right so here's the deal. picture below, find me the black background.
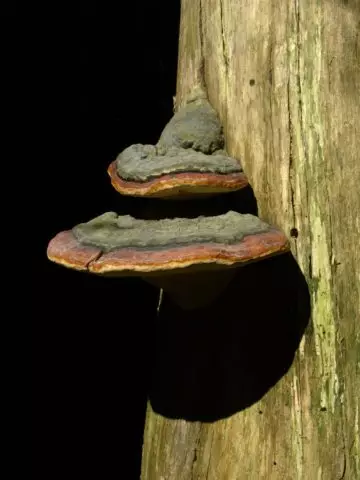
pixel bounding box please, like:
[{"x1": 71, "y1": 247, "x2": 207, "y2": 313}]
[{"x1": 31, "y1": 4, "x2": 180, "y2": 479}]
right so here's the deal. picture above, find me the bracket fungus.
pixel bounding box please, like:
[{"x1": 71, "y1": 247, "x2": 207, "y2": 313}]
[
  {"x1": 107, "y1": 96, "x2": 248, "y2": 199},
  {"x1": 108, "y1": 145, "x2": 248, "y2": 198},
  {"x1": 48, "y1": 88, "x2": 291, "y2": 309},
  {"x1": 47, "y1": 211, "x2": 290, "y2": 309}
]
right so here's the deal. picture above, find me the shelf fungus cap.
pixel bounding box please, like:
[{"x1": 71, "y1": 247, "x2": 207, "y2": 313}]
[
  {"x1": 108, "y1": 144, "x2": 248, "y2": 198},
  {"x1": 47, "y1": 211, "x2": 290, "y2": 309},
  {"x1": 108, "y1": 95, "x2": 248, "y2": 199}
]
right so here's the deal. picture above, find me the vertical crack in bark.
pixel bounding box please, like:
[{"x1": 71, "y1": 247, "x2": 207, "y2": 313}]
[
  {"x1": 219, "y1": 0, "x2": 229, "y2": 76},
  {"x1": 190, "y1": 429, "x2": 201, "y2": 479},
  {"x1": 292, "y1": 368, "x2": 305, "y2": 478},
  {"x1": 268, "y1": 24, "x2": 275, "y2": 195},
  {"x1": 308, "y1": 254, "x2": 313, "y2": 280},
  {"x1": 295, "y1": 1, "x2": 303, "y2": 145},
  {"x1": 198, "y1": 0, "x2": 208, "y2": 93},
  {"x1": 294, "y1": 0, "x2": 310, "y2": 236},
  {"x1": 337, "y1": 340, "x2": 349, "y2": 479},
  {"x1": 287, "y1": 76, "x2": 297, "y2": 258},
  {"x1": 338, "y1": 448, "x2": 347, "y2": 480},
  {"x1": 205, "y1": 430, "x2": 214, "y2": 480},
  {"x1": 288, "y1": 0, "x2": 304, "y2": 260}
]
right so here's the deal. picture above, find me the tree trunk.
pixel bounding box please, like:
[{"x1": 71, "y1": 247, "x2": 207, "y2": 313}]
[{"x1": 141, "y1": 1, "x2": 360, "y2": 478}]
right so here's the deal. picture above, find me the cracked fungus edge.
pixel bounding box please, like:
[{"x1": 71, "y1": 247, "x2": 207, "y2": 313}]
[{"x1": 47, "y1": 229, "x2": 290, "y2": 275}]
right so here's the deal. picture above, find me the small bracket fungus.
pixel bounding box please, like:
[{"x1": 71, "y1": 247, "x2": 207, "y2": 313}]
[
  {"x1": 47, "y1": 211, "x2": 290, "y2": 309},
  {"x1": 107, "y1": 95, "x2": 248, "y2": 199},
  {"x1": 108, "y1": 145, "x2": 248, "y2": 198}
]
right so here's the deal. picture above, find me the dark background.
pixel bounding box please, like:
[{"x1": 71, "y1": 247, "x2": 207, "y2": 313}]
[{"x1": 32, "y1": 4, "x2": 180, "y2": 479}]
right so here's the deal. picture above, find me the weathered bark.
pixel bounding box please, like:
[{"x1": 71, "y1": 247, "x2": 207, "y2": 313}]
[{"x1": 141, "y1": 1, "x2": 360, "y2": 478}]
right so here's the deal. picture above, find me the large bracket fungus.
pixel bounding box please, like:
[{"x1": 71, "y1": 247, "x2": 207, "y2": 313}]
[
  {"x1": 47, "y1": 211, "x2": 290, "y2": 309},
  {"x1": 107, "y1": 95, "x2": 248, "y2": 199}
]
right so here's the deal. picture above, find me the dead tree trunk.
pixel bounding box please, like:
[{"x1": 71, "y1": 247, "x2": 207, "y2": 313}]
[{"x1": 141, "y1": 1, "x2": 360, "y2": 478}]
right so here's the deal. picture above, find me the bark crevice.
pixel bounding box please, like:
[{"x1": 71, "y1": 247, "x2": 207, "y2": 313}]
[
  {"x1": 198, "y1": 0, "x2": 207, "y2": 93},
  {"x1": 219, "y1": 0, "x2": 229, "y2": 75}
]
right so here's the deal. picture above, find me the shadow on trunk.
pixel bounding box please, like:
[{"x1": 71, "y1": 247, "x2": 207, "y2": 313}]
[{"x1": 149, "y1": 252, "x2": 310, "y2": 422}]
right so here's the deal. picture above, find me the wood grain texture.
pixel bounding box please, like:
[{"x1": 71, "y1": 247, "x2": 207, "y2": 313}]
[{"x1": 141, "y1": 0, "x2": 360, "y2": 478}]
